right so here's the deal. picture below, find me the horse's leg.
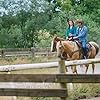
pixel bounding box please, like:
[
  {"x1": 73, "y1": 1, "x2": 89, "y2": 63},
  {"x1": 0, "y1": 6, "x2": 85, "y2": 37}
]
[
  {"x1": 71, "y1": 66, "x2": 73, "y2": 73},
  {"x1": 85, "y1": 64, "x2": 89, "y2": 74},
  {"x1": 92, "y1": 63, "x2": 95, "y2": 74},
  {"x1": 74, "y1": 65, "x2": 78, "y2": 74},
  {"x1": 66, "y1": 66, "x2": 68, "y2": 72},
  {"x1": 71, "y1": 65, "x2": 77, "y2": 74},
  {"x1": 75, "y1": 67, "x2": 78, "y2": 74},
  {"x1": 80, "y1": 65, "x2": 85, "y2": 74}
]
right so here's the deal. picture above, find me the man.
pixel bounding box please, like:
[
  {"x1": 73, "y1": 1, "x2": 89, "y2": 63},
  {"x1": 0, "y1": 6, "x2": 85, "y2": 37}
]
[{"x1": 73, "y1": 19, "x2": 88, "y2": 59}]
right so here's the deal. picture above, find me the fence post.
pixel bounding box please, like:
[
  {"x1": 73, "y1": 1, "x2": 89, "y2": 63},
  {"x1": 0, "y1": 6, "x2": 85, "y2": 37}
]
[
  {"x1": 31, "y1": 47, "x2": 35, "y2": 57},
  {"x1": 58, "y1": 59, "x2": 68, "y2": 100},
  {"x1": 1, "y1": 50, "x2": 5, "y2": 58}
]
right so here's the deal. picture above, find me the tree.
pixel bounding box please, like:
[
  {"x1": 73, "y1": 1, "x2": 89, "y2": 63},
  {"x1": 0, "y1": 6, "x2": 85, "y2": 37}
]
[
  {"x1": 73, "y1": 0, "x2": 100, "y2": 24},
  {"x1": 0, "y1": 0, "x2": 100, "y2": 48},
  {"x1": 54, "y1": 0, "x2": 72, "y2": 11}
]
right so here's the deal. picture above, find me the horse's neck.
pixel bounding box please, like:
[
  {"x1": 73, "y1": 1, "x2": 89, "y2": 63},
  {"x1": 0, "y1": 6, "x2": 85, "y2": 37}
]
[
  {"x1": 57, "y1": 37, "x2": 65, "y2": 41},
  {"x1": 62, "y1": 41, "x2": 76, "y2": 55}
]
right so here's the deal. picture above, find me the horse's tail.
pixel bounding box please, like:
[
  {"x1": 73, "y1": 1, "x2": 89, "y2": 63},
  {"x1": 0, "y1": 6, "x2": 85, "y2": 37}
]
[{"x1": 89, "y1": 41, "x2": 99, "y2": 55}]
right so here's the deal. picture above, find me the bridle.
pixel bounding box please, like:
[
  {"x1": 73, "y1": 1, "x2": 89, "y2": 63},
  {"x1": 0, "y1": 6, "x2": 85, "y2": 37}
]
[{"x1": 57, "y1": 41, "x2": 68, "y2": 60}]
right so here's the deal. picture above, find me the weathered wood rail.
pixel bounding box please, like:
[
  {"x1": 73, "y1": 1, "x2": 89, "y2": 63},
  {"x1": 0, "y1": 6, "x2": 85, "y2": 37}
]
[
  {"x1": 0, "y1": 74, "x2": 99, "y2": 98},
  {"x1": 0, "y1": 59, "x2": 99, "y2": 100},
  {"x1": 0, "y1": 74, "x2": 99, "y2": 83},
  {"x1": 0, "y1": 47, "x2": 55, "y2": 57},
  {"x1": 0, "y1": 58, "x2": 100, "y2": 72}
]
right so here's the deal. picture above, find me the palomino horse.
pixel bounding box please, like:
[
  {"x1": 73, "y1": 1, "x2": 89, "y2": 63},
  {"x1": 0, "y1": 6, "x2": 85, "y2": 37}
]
[{"x1": 51, "y1": 36, "x2": 99, "y2": 74}]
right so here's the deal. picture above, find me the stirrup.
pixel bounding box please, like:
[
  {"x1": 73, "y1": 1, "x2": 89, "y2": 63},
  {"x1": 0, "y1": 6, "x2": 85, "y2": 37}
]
[
  {"x1": 82, "y1": 55, "x2": 87, "y2": 59},
  {"x1": 84, "y1": 56, "x2": 87, "y2": 59}
]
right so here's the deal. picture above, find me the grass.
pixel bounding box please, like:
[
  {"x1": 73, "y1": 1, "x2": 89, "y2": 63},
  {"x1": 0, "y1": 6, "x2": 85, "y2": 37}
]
[
  {"x1": 0, "y1": 56, "x2": 59, "y2": 74},
  {"x1": 0, "y1": 56, "x2": 100, "y2": 100},
  {"x1": 68, "y1": 84, "x2": 100, "y2": 100}
]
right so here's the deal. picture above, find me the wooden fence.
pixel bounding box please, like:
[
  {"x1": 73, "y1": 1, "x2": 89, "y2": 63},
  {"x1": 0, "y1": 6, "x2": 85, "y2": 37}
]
[
  {"x1": 0, "y1": 59, "x2": 100, "y2": 100},
  {"x1": 0, "y1": 47, "x2": 55, "y2": 57},
  {"x1": 0, "y1": 74, "x2": 99, "y2": 98},
  {"x1": 0, "y1": 58, "x2": 100, "y2": 72}
]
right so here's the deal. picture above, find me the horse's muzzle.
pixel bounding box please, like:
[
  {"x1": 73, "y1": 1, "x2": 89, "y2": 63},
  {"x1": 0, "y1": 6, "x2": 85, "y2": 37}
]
[
  {"x1": 51, "y1": 49, "x2": 55, "y2": 52},
  {"x1": 57, "y1": 54, "x2": 66, "y2": 60}
]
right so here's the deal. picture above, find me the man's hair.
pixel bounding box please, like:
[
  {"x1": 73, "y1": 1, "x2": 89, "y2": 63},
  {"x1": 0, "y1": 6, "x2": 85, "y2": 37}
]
[{"x1": 76, "y1": 19, "x2": 84, "y2": 24}]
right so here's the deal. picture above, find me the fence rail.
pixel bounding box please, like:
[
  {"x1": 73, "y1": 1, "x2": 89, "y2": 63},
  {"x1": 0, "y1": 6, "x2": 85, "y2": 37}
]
[
  {"x1": 0, "y1": 58, "x2": 100, "y2": 72},
  {"x1": 0, "y1": 88, "x2": 67, "y2": 97},
  {"x1": 0, "y1": 47, "x2": 54, "y2": 57},
  {"x1": 0, "y1": 74, "x2": 99, "y2": 98},
  {"x1": 0, "y1": 74, "x2": 99, "y2": 83}
]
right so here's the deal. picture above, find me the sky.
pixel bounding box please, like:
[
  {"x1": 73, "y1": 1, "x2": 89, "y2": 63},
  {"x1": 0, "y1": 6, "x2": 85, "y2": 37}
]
[{"x1": 0, "y1": 0, "x2": 31, "y2": 15}]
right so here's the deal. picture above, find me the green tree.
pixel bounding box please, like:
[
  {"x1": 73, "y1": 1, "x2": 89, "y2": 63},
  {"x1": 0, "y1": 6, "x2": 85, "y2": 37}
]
[
  {"x1": 55, "y1": 0, "x2": 72, "y2": 11},
  {"x1": 0, "y1": 0, "x2": 100, "y2": 48}
]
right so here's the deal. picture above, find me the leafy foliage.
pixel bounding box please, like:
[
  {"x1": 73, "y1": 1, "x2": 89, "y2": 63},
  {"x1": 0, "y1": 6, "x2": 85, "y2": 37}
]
[{"x1": 0, "y1": 0, "x2": 100, "y2": 48}]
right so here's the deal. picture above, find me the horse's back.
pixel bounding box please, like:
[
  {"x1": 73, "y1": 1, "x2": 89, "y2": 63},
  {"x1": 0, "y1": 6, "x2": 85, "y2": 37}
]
[
  {"x1": 62, "y1": 40, "x2": 79, "y2": 51},
  {"x1": 89, "y1": 41, "x2": 99, "y2": 48},
  {"x1": 89, "y1": 41, "x2": 99, "y2": 55}
]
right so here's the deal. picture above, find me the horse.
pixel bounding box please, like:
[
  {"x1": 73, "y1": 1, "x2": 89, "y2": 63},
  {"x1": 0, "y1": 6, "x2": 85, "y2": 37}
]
[{"x1": 51, "y1": 36, "x2": 99, "y2": 74}]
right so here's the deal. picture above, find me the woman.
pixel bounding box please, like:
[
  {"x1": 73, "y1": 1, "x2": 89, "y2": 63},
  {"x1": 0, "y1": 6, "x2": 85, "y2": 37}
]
[{"x1": 65, "y1": 20, "x2": 76, "y2": 39}]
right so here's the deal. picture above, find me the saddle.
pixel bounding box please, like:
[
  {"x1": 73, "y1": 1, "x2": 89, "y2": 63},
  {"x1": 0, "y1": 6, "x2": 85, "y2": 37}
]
[
  {"x1": 75, "y1": 40, "x2": 92, "y2": 51},
  {"x1": 75, "y1": 41, "x2": 92, "y2": 59},
  {"x1": 67, "y1": 37, "x2": 92, "y2": 51},
  {"x1": 87, "y1": 43, "x2": 92, "y2": 50},
  {"x1": 74, "y1": 40, "x2": 92, "y2": 59}
]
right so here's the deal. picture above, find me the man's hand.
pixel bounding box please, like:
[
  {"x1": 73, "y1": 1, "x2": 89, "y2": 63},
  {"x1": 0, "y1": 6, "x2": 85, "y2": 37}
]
[
  {"x1": 69, "y1": 33, "x2": 72, "y2": 37},
  {"x1": 73, "y1": 37, "x2": 78, "y2": 40}
]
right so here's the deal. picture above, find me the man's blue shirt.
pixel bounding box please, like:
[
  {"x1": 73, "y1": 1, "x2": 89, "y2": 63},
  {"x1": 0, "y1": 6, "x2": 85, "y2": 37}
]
[{"x1": 76, "y1": 26, "x2": 88, "y2": 43}]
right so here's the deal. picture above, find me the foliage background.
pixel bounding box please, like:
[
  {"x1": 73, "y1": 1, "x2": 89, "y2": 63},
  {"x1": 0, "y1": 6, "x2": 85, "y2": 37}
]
[{"x1": 0, "y1": 0, "x2": 100, "y2": 48}]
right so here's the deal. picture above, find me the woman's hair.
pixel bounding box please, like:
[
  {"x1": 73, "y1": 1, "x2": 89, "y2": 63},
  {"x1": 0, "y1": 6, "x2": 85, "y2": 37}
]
[{"x1": 67, "y1": 20, "x2": 74, "y2": 28}]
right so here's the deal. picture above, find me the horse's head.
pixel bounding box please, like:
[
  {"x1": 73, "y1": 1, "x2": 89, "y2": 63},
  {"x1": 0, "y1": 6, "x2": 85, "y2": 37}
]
[
  {"x1": 50, "y1": 36, "x2": 58, "y2": 52},
  {"x1": 51, "y1": 36, "x2": 65, "y2": 52},
  {"x1": 56, "y1": 41, "x2": 68, "y2": 60}
]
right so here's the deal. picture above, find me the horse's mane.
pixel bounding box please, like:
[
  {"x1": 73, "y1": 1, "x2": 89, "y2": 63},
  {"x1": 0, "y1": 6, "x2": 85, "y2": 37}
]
[{"x1": 54, "y1": 36, "x2": 65, "y2": 42}]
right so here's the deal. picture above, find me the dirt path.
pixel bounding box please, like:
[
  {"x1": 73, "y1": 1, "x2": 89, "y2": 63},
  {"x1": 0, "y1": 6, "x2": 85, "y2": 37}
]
[
  {"x1": 80, "y1": 97, "x2": 100, "y2": 100},
  {"x1": 0, "y1": 96, "x2": 16, "y2": 100}
]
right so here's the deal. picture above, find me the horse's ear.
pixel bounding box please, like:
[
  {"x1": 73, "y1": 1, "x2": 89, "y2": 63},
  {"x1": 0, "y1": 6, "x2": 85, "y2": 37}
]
[
  {"x1": 59, "y1": 40, "x2": 61, "y2": 43},
  {"x1": 54, "y1": 35, "x2": 57, "y2": 39}
]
